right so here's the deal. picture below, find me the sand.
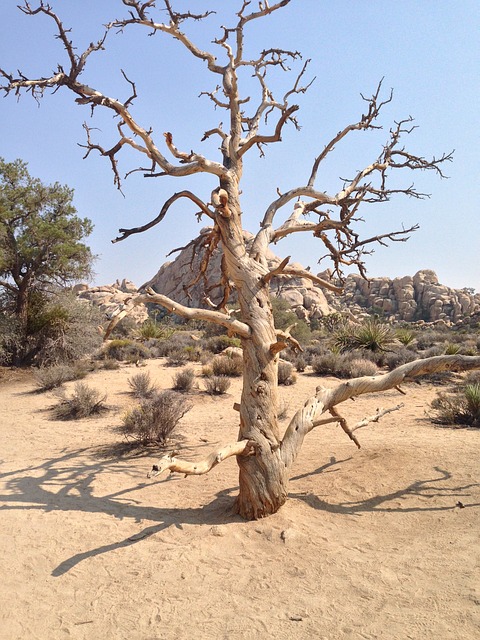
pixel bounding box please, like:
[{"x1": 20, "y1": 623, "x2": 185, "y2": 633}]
[{"x1": 1, "y1": 360, "x2": 479, "y2": 640}]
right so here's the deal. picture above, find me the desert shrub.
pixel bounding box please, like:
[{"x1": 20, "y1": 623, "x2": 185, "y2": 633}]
[
  {"x1": 349, "y1": 318, "x2": 398, "y2": 353},
  {"x1": 444, "y1": 342, "x2": 461, "y2": 355},
  {"x1": 1, "y1": 292, "x2": 103, "y2": 367},
  {"x1": 204, "y1": 375, "x2": 231, "y2": 395},
  {"x1": 166, "y1": 347, "x2": 190, "y2": 367},
  {"x1": 108, "y1": 316, "x2": 137, "y2": 338},
  {"x1": 172, "y1": 367, "x2": 196, "y2": 392},
  {"x1": 202, "y1": 335, "x2": 242, "y2": 354},
  {"x1": 430, "y1": 383, "x2": 480, "y2": 427},
  {"x1": 136, "y1": 319, "x2": 176, "y2": 341},
  {"x1": 312, "y1": 352, "x2": 341, "y2": 376},
  {"x1": 52, "y1": 382, "x2": 107, "y2": 419},
  {"x1": 465, "y1": 371, "x2": 480, "y2": 386},
  {"x1": 348, "y1": 358, "x2": 379, "y2": 378},
  {"x1": 103, "y1": 339, "x2": 151, "y2": 362},
  {"x1": 278, "y1": 361, "x2": 297, "y2": 385},
  {"x1": 384, "y1": 347, "x2": 418, "y2": 371},
  {"x1": 395, "y1": 327, "x2": 417, "y2": 346},
  {"x1": 294, "y1": 354, "x2": 308, "y2": 372},
  {"x1": 34, "y1": 363, "x2": 86, "y2": 391},
  {"x1": 122, "y1": 390, "x2": 191, "y2": 445},
  {"x1": 102, "y1": 358, "x2": 120, "y2": 370},
  {"x1": 128, "y1": 371, "x2": 158, "y2": 398},
  {"x1": 416, "y1": 330, "x2": 447, "y2": 350},
  {"x1": 182, "y1": 345, "x2": 205, "y2": 362},
  {"x1": 210, "y1": 354, "x2": 243, "y2": 377}
]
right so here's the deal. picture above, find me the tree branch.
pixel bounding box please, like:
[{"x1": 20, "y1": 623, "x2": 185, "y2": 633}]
[
  {"x1": 112, "y1": 191, "x2": 214, "y2": 243},
  {"x1": 280, "y1": 355, "x2": 480, "y2": 468},
  {"x1": 147, "y1": 439, "x2": 254, "y2": 478},
  {"x1": 104, "y1": 287, "x2": 251, "y2": 340}
]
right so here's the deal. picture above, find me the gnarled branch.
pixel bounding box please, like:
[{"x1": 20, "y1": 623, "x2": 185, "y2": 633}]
[
  {"x1": 147, "y1": 439, "x2": 254, "y2": 478},
  {"x1": 280, "y1": 354, "x2": 480, "y2": 468},
  {"x1": 104, "y1": 287, "x2": 251, "y2": 340}
]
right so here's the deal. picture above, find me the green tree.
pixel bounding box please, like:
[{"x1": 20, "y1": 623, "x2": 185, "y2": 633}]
[{"x1": 0, "y1": 158, "x2": 94, "y2": 325}]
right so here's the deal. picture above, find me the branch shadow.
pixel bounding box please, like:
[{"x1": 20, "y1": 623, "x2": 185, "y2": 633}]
[
  {"x1": 290, "y1": 465, "x2": 480, "y2": 515},
  {"x1": 0, "y1": 446, "x2": 241, "y2": 578}
]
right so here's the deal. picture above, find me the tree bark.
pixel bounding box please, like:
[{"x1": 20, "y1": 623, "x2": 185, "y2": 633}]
[{"x1": 214, "y1": 178, "x2": 290, "y2": 519}]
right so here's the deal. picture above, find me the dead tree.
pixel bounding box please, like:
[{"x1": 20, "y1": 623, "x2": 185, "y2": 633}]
[{"x1": 2, "y1": 1, "x2": 476, "y2": 520}]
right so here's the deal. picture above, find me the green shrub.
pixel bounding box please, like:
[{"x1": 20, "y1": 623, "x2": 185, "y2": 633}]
[
  {"x1": 122, "y1": 390, "x2": 191, "y2": 445},
  {"x1": 52, "y1": 382, "x2": 107, "y2": 419},
  {"x1": 136, "y1": 319, "x2": 176, "y2": 341},
  {"x1": 1, "y1": 292, "x2": 103, "y2": 366},
  {"x1": 204, "y1": 375, "x2": 231, "y2": 395},
  {"x1": 444, "y1": 342, "x2": 461, "y2": 355},
  {"x1": 395, "y1": 328, "x2": 417, "y2": 346},
  {"x1": 128, "y1": 371, "x2": 157, "y2": 398},
  {"x1": 351, "y1": 318, "x2": 398, "y2": 352},
  {"x1": 172, "y1": 367, "x2": 196, "y2": 392}
]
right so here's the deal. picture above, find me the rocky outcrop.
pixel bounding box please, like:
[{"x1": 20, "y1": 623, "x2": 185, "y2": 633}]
[
  {"x1": 74, "y1": 279, "x2": 148, "y2": 324},
  {"x1": 333, "y1": 269, "x2": 480, "y2": 325},
  {"x1": 142, "y1": 228, "x2": 333, "y2": 322}
]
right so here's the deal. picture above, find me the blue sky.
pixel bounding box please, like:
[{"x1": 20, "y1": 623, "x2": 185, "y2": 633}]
[{"x1": 1, "y1": 1, "x2": 479, "y2": 291}]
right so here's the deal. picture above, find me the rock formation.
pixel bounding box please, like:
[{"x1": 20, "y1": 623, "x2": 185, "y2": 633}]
[
  {"x1": 142, "y1": 228, "x2": 332, "y2": 323},
  {"x1": 74, "y1": 279, "x2": 148, "y2": 324},
  {"x1": 333, "y1": 269, "x2": 480, "y2": 325},
  {"x1": 75, "y1": 231, "x2": 479, "y2": 328}
]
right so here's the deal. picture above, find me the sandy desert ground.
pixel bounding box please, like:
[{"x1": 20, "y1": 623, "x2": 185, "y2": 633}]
[{"x1": 1, "y1": 360, "x2": 479, "y2": 640}]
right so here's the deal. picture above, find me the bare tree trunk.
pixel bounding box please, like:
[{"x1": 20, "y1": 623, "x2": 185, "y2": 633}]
[{"x1": 235, "y1": 316, "x2": 288, "y2": 519}]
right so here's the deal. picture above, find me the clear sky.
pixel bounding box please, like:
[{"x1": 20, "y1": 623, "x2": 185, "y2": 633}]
[{"x1": 1, "y1": 1, "x2": 479, "y2": 291}]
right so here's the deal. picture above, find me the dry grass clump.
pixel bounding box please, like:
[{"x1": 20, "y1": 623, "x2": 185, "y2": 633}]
[
  {"x1": 52, "y1": 382, "x2": 108, "y2": 419},
  {"x1": 122, "y1": 390, "x2": 191, "y2": 445},
  {"x1": 172, "y1": 367, "x2": 197, "y2": 392},
  {"x1": 204, "y1": 375, "x2": 231, "y2": 395},
  {"x1": 128, "y1": 371, "x2": 158, "y2": 398}
]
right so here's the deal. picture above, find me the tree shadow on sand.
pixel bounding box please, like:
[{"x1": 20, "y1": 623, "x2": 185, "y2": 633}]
[
  {"x1": 1, "y1": 447, "x2": 479, "y2": 577},
  {"x1": 289, "y1": 460, "x2": 480, "y2": 516}
]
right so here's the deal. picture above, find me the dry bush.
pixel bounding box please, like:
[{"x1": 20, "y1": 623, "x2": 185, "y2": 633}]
[
  {"x1": 278, "y1": 361, "x2": 297, "y2": 385},
  {"x1": 52, "y1": 382, "x2": 107, "y2": 419},
  {"x1": 202, "y1": 335, "x2": 242, "y2": 354},
  {"x1": 103, "y1": 339, "x2": 151, "y2": 362},
  {"x1": 384, "y1": 347, "x2": 418, "y2": 371},
  {"x1": 166, "y1": 347, "x2": 190, "y2": 367},
  {"x1": 34, "y1": 363, "x2": 84, "y2": 391},
  {"x1": 172, "y1": 367, "x2": 196, "y2": 392},
  {"x1": 348, "y1": 358, "x2": 379, "y2": 377},
  {"x1": 210, "y1": 354, "x2": 243, "y2": 377},
  {"x1": 122, "y1": 390, "x2": 191, "y2": 445},
  {"x1": 294, "y1": 354, "x2": 308, "y2": 372},
  {"x1": 430, "y1": 383, "x2": 480, "y2": 428},
  {"x1": 204, "y1": 375, "x2": 231, "y2": 395},
  {"x1": 128, "y1": 371, "x2": 158, "y2": 398}
]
